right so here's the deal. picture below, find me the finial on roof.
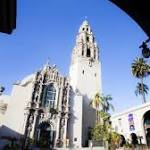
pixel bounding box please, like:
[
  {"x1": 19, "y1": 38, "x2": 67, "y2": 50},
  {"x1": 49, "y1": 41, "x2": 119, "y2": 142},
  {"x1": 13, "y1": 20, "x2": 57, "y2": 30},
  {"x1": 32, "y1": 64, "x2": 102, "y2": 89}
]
[
  {"x1": 43, "y1": 57, "x2": 50, "y2": 71},
  {"x1": 85, "y1": 16, "x2": 88, "y2": 20},
  {"x1": 46, "y1": 57, "x2": 50, "y2": 66},
  {"x1": 52, "y1": 64, "x2": 56, "y2": 68},
  {"x1": 82, "y1": 18, "x2": 89, "y2": 26}
]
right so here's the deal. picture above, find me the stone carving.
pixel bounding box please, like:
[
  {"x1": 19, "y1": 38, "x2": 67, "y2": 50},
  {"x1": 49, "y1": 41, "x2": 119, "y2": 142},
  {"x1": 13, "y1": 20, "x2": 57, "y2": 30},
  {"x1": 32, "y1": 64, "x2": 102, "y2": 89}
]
[{"x1": 24, "y1": 63, "x2": 70, "y2": 148}]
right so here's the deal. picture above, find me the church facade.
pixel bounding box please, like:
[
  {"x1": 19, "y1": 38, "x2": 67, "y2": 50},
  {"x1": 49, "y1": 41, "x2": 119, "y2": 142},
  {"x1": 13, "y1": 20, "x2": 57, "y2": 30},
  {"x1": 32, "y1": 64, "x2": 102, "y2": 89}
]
[{"x1": 0, "y1": 20, "x2": 102, "y2": 149}]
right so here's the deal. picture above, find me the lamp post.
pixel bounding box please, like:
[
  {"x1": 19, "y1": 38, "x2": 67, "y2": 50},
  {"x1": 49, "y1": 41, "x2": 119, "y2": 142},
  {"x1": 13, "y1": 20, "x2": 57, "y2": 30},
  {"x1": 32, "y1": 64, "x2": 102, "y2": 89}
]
[{"x1": 139, "y1": 39, "x2": 150, "y2": 58}]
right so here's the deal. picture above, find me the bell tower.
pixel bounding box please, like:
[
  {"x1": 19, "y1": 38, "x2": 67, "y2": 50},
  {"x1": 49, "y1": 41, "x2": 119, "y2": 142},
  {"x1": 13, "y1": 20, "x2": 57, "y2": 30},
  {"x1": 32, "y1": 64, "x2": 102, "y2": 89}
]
[
  {"x1": 71, "y1": 20, "x2": 99, "y2": 65},
  {"x1": 70, "y1": 20, "x2": 101, "y2": 97},
  {"x1": 68, "y1": 20, "x2": 102, "y2": 147}
]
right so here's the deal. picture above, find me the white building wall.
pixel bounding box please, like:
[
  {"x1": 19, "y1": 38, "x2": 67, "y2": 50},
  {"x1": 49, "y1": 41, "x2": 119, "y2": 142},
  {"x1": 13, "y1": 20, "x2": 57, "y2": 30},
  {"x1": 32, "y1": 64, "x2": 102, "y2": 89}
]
[
  {"x1": 70, "y1": 58, "x2": 101, "y2": 98},
  {"x1": 1, "y1": 76, "x2": 35, "y2": 136},
  {"x1": 68, "y1": 94, "x2": 83, "y2": 148},
  {"x1": 111, "y1": 102, "x2": 150, "y2": 144},
  {"x1": 69, "y1": 58, "x2": 101, "y2": 146}
]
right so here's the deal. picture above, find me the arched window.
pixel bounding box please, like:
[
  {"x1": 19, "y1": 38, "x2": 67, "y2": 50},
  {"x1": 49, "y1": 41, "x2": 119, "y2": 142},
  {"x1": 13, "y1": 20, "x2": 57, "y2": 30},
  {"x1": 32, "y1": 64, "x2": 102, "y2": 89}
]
[
  {"x1": 87, "y1": 48, "x2": 91, "y2": 57},
  {"x1": 44, "y1": 84, "x2": 56, "y2": 108},
  {"x1": 86, "y1": 36, "x2": 89, "y2": 42}
]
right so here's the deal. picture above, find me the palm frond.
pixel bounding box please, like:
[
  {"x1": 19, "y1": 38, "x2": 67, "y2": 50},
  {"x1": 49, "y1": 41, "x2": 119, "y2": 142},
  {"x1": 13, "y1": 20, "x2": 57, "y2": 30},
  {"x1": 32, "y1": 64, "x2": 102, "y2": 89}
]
[
  {"x1": 131, "y1": 57, "x2": 150, "y2": 79},
  {"x1": 135, "y1": 82, "x2": 149, "y2": 96}
]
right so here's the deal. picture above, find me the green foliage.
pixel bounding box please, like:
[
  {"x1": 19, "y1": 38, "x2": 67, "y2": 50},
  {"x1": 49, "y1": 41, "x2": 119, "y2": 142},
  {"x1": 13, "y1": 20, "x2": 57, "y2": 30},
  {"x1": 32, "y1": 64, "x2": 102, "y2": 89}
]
[
  {"x1": 131, "y1": 57, "x2": 150, "y2": 103},
  {"x1": 90, "y1": 92, "x2": 116, "y2": 148},
  {"x1": 90, "y1": 93, "x2": 104, "y2": 123},
  {"x1": 135, "y1": 82, "x2": 149, "y2": 95},
  {"x1": 110, "y1": 131, "x2": 121, "y2": 146},
  {"x1": 131, "y1": 57, "x2": 150, "y2": 79},
  {"x1": 92, "y1": 123, "x2": 111, "y2": 141},
  {"x1": 135, "y1": 82, "x2": 149, "y2": 96},
  {"x1": 90, "y1": 93, "x2": 114, "y2": 113},
  {"x1": 100, "y1": 94, "x2": 114, "y2": 113},
  {"x1": 91, "y1": 123, "x2": 121, "y2": 148},
  {"x1": 90, "y1": 93, "x2": 103, "y2": 110},
  {"x1": 90, "y1": 93, "x2": 114, "y2": 112},
  {"x1": 3, "y1": 143, "x2": 19, "y2": 150},
  {"x1": 98, "y1": 111, "x2": 110, "y2": 121},
  {"x1": 90, "y1": 93, "x2": 114, "y2": 124},
  {"x1": 111, "y1": 131, "x2": 120, "y2": 141},
  {"x1": 124, "y1": 141, "x2": 132, "y2": 149}
]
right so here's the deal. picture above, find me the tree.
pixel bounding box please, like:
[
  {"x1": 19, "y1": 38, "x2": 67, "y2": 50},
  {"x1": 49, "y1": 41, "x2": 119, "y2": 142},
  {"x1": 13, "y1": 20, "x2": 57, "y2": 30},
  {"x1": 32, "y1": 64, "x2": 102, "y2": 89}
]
[
  {"x1": 98, "y1": 111, "x2": 110, "y2": 122},
  {"x1": 90, "y1": 93, "x2": 115, "y2": 149},
  {"x1": 110, "y1": 131, "x2": 121, "y2": 148},
  {"x1": 92, "y1": 123, "x2": 121, "y2": 149},
  {"x1": 135, "y1": 82, "x2": 149, "y2": 100},
  {"x1": 90, "y1": 93, "x2": 103, "y2": 123},
  {"x1": 98, "y1": 95, "x2": 114, "y2": 126},
  {"x1": 91, "y1": 123, "x2": 111, "y2": 142},
  {"x1": 100, "y1": 95, "x2": 114, "y2": 113},
  {"x1": 90, "y1": 93, "x2": 114, "y2": 124},
  {"x1": 131, "y1": 57, "x2": 150, "y2": 103}
]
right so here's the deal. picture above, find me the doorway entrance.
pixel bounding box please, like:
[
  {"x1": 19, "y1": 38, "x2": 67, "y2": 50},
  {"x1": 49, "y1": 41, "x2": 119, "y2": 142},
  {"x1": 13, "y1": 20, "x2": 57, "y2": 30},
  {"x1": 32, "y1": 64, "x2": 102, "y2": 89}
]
[
  {"x1": 143, "y1": 110, "x2": 150, "y2": 148},
  {"x1": 37, "y1": 121, "x2": 56, "y2": 149}
]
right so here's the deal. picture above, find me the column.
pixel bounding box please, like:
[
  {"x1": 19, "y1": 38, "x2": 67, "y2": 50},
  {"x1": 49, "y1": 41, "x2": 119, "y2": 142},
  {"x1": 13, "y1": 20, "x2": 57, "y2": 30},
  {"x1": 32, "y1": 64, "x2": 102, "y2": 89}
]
[
  {"x1": 55, "y1": 113, "x2": 61, "y2": 146},
  {"x1": 22, "y1": 109, "x2": 30, "y2": 135},
  {"x1": 63, "y1": 115, "x2": 69, "y2": 148},
  {"x1": 30, "y1": 110, "x2": 38, "y2": 138}
]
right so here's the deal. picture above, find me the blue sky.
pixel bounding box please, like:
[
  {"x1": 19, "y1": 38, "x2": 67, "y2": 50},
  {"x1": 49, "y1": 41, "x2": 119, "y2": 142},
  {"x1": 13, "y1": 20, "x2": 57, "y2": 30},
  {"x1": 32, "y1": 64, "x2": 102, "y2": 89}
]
[{"x1": 0, "y1": 0, "x2": 149, "y2": 113}]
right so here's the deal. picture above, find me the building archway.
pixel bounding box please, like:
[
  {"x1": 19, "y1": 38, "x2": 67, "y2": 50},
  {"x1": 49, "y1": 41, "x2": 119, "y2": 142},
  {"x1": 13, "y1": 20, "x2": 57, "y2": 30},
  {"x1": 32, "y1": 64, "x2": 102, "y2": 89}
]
[
  {"x1": 143, "y1": 110, "x2": 150, "y2": 148},
  {"x1": 37, "y1": 121, "x2": 56, "y2": 148}
]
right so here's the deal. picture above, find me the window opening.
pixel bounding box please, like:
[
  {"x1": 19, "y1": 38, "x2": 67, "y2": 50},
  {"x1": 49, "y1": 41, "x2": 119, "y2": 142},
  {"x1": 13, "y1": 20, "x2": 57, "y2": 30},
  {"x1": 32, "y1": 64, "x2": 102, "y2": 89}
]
[
  {"x1": 82, "y1": 50, "x2": 84, "y2": 56},
  {"x1": 86, "y1": 36, "x2": 89, "y2": 42},
  {"x1": 94, "y1": 50, "x2": 96, "y2": 59},
  {"x1": 44, "y1": 84, "x2": 56, "y2": 108},
  {"x1": 87, "y1": 48, "x2": 91, "y2": 57}
]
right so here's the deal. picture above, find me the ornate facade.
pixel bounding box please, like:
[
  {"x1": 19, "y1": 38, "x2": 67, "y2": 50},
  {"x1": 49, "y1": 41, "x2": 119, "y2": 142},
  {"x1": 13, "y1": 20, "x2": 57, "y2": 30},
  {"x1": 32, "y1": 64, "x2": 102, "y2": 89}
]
[{"x1": 23, "y1": 64, "x2": 70, "y2": 148}]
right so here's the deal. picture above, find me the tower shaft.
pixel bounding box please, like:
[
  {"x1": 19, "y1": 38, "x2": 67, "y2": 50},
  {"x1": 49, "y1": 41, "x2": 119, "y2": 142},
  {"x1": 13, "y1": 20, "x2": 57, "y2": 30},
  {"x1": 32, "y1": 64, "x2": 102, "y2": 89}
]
[{"x1": 68, "y1": 20, "x2": 102, "y2": 147}]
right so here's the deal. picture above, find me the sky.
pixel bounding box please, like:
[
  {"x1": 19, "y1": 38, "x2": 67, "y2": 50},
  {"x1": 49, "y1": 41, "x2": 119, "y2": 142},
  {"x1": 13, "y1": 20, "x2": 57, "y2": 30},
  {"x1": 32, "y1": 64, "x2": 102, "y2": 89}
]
[{"x1": 0, "y1": 0, "x2": 149, "y2": 113}]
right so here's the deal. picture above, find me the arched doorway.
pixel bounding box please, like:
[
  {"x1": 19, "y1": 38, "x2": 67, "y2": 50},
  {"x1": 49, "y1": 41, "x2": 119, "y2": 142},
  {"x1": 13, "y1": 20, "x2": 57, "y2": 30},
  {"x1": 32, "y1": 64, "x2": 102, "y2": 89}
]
[
  {"x1": 143, "y1": 110, "x2": 150, "y2": 148},
  {"x1": 119, "y1": 135, "x2": 126, "y2": 147},
  {"x1": 37, "y1": 121, "x2": 56, "y2": 149},
  {"x1": 130, "y1": 133, "x2": 138, "y2": 148}
]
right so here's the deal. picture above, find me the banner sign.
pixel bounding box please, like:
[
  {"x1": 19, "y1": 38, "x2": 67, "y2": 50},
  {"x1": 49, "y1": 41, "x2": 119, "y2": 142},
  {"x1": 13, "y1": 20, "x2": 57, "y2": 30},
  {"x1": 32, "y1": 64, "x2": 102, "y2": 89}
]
[{"x1": 128, "y1": 114, "x2": 135, "y2": 131}]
